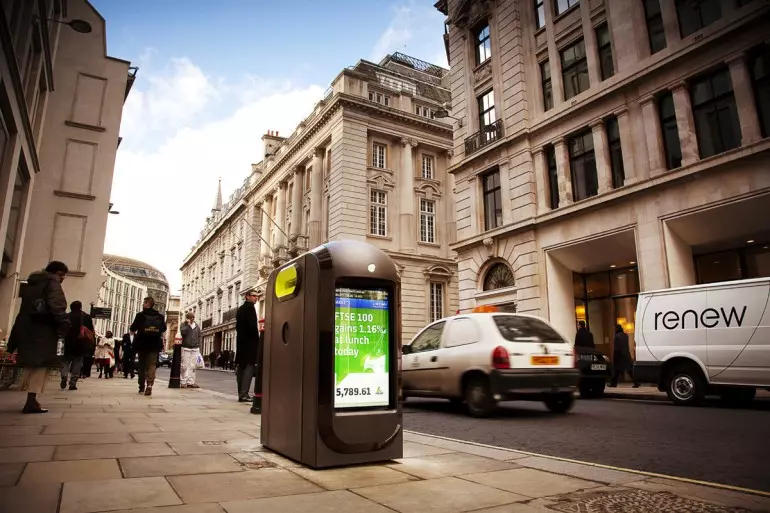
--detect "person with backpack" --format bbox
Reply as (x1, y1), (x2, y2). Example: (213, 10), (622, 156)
(8, 261), (71, 413)
(130, 297), (166, 396)
(60, 301), (94, 391)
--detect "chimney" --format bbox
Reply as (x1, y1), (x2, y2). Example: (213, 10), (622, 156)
(262, 129), (286, 158)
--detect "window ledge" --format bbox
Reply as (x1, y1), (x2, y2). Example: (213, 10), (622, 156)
(54, 190), (96, 201)
(552, 4), (580, 23)
(65, 120), (106, 132)
(418, 241), (441, 248)
(367, 234), (393, 241)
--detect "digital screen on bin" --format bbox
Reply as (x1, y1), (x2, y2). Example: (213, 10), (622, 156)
(334, 287), (390, 409)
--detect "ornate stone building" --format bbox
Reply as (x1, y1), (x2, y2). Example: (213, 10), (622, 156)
(93, 260), (147, 337)
(182, 53), (458, 353)
(437, 0), (770, 357)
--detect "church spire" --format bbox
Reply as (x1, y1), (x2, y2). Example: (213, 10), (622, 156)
(213, 177), (223, 212)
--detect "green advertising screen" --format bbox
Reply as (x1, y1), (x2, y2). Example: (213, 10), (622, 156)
(334, 287), (390, 409)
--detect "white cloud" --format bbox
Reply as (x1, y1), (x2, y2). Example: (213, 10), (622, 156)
(104, 58), (324, 293)
(370, 0), (448, 68)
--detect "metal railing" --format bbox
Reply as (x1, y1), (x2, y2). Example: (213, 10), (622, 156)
(201, 318), (213, 329)
(464, 119), (504, 156)
(222, 307), (238, 323)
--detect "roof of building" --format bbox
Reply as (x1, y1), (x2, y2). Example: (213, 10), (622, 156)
(103, 254), (169, 286)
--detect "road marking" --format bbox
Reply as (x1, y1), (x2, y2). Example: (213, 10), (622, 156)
(404, 429), (770, 498)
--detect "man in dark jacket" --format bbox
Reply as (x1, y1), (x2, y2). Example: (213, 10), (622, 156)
(9, 261), (71, 413)
(60, 301), (94, 391)
(129, 297), (166, 396)
(235, 290), (259, 402)
(574, 321), (595, 349)
(122, 331), (136, 379)
(610, 324), (640, 387)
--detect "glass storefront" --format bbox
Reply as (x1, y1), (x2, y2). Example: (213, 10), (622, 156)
(695, 243), (770, 284)
(573, 267), (639, 360)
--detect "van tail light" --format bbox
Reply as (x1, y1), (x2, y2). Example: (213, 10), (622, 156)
(492, 346), (510, 369)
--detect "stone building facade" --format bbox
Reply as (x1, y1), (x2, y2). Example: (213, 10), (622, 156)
(0, 0), (133, 333)
(93, 261), (147, 337)
(165, 295), (180, 352)
(437, 0), (769, 357)
(182, 53), (458, 354)
(104, 254), (170, 315)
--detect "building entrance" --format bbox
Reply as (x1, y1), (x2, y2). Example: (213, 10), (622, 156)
(573, 267), (639, 360)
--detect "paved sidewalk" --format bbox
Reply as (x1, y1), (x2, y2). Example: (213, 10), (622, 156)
(603, 384), (770, 402)
(0, 378), (768, 513)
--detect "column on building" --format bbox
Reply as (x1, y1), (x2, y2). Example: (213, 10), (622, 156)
(639, 95), (666, 177)
(259, 196), (272, 261)
(671, 82), (699, 166)
(531, 148), (548, 214)
(590, 120), (613, 194)
(615, 107), (638, 184)
(543, 0), (564, 105)
(308, 148), (324, 248)
(445, 151), (457, 245)
(579, 0), (601, 86)
(399, 138), (417, 252)
(290, 166), (304, 244)
(554, 138), (573, 205)
(659, 0), (680, 48)
(727, 53), (762, 145)
(275, 181), (288, 249)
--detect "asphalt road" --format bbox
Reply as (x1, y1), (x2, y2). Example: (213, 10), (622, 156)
(158, 368), (770, 492)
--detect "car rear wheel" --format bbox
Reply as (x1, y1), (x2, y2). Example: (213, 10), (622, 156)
(666, 363), (705, 406)
(579, 382), (605, 399)
(464, 376), (496, 418)
(544, 393), (574, 413)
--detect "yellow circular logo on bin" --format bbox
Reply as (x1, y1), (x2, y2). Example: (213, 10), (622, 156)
(275, 263), (300, 300)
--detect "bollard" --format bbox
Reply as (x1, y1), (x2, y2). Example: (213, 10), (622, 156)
(168, 343), (181, 388)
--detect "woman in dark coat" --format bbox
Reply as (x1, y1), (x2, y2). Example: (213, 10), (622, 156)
(8, 261), (71, 413)
(60, 301), (94, 391)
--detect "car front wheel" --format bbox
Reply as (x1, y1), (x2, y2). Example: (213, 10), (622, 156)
(544, 393), (575, 413)
(464, 376), (496, 418)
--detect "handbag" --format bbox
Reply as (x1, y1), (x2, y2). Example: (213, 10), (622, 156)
(77, 313), (95, 350)
(195, 352), (205, 369)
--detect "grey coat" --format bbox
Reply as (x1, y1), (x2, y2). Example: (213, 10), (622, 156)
(180, 321), (201, 349)
(9, 270), (71, 367)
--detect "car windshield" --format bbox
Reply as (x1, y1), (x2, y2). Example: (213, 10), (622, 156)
(493, 315), (566, 343)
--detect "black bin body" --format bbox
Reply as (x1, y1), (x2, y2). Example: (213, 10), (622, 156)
(260, 240), (403, 468)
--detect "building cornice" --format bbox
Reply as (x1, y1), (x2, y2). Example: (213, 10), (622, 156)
(181, 201), (247, 268)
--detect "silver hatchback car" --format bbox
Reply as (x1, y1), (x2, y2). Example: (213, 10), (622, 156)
(401, 310), (579, 417)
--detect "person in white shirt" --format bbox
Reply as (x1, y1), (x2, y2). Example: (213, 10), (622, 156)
(179, 312), (201, 388)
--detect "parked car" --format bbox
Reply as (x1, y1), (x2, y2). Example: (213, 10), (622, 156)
(634, 277), (770, 406)
(157, 353), (172, 368)
(575, 346), (612, 398)
(401, 307), (579, 417)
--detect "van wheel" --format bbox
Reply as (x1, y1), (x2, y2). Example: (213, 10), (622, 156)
(720, 387), (755, 407)
(544, 393), (575, 413)
(666, 364), (705, 406)
(464, 376), (496, 417)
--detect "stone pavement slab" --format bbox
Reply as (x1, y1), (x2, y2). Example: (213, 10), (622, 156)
(60, 476), (183, 513)
(0, 432), (133, 447)
(19, 458), (122, 484)
(168, 468), (322, 503)
(461, 467), (602, 498)
(54, 442), (176, 460)
(120, 454), (243, 478)
(107, 505), (226, 513)
(131, 430), (255, 443)
(0, 482), (62, 513)
(0, 445), (55, 463)
(42, 422), (161, 434)
(0, 463), (24, 486)
(0, 425), (44, 436)
(291, 463), (418, 490)
(514, 455), (645, 485)
(386, 451), (517, 479)
(221, 490), (393, 513)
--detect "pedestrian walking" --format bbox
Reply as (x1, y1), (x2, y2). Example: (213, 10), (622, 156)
(179, 312), (201, 388)
(8, 261), (71, 413)
(130, 297), (166, 396)
(235, 290), (259, 402)
(122, 331), (136, 378)
(104, 337), (115, 379)
(95, 339), (108, 378)
(574, 320), (595, 349)
(60, 301), (94, 391)
(609, 324), (640, 388)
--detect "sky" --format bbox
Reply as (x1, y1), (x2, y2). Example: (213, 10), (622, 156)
(93, 0), (448, 294)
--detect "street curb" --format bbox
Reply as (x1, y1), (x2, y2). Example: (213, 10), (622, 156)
(603, 391), (668, 402)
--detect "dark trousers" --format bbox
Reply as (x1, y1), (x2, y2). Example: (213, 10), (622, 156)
(81, 356), (93, 377)
(60, 355), (83, 386)
(236, 363), (257, 399)
(610, 354), (638, 386)
(137, 351), (158, 390)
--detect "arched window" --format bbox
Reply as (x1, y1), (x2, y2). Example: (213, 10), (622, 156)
(483, 263), (515, 291)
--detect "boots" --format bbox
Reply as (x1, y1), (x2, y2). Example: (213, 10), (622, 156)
(22, 393), (47, 414)
(144, 380), (153, 396)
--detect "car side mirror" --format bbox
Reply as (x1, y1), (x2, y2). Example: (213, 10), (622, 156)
(401, 345), (412, 355)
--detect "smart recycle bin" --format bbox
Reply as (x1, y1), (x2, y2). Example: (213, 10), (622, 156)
(260, 240), (403, 468)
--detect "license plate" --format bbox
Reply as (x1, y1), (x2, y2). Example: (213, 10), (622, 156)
(590, 364), (607, 371)
(531, 355), (559, 365)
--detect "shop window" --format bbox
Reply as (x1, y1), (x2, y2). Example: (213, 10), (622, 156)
(596, 24), (614, 80)
(535, 0), (546, 29)
(483, 263), (515, 291)
(676, 0), (721, 38)
(643, 0), (666, 54)
(658, 92), (682, 169)
(541, 60), (553, 111)
(695, 250), (742, 284)
(691, 68), (741, 158)
(546, 145), (559, 209)
(749, 45), (770, 138)
(606, 116), (624, 188)
(474, 21), (492, 65)
(561, 39), (589, 99)
(482, 169), (503, 230)
(554, 0), (579, 16)
(569, 130), (598, 201)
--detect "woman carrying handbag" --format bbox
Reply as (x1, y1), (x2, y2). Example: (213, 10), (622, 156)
(60, 301), (94, 391)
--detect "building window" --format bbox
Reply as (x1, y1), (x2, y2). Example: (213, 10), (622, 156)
(545, 146), (559, 209)
(676, 0), (721, 37)
(482, 169), (503, 231)
(420, 199), (436, 244)
(643, 0), (666, 54)
(369, 190), (387, 236)
(429, 282), (444, 322)
(535, 0), (546, 29)
(561, 39), (589, 99)
(372, 142), (387, 169)
(478, 89), (496, 132)
(541, 60), (553, 111)
(658, 92), (682, 169)
(421, 154), (434, 179)
(416, 105), (434, 119)
(474, 21), (491, 65)
(691, 68), (741, 158)
(368, 91), (391, 107)
(749, 46), (770, 138)
(596, 24), (614, 80)
(554, 0), (579, 16)
(483, 263), (515, 291)
(605, 117), (625, 188)
(569, 130), (598, 201)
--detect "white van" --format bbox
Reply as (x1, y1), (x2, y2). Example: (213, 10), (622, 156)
(634, 278), (770, 406)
